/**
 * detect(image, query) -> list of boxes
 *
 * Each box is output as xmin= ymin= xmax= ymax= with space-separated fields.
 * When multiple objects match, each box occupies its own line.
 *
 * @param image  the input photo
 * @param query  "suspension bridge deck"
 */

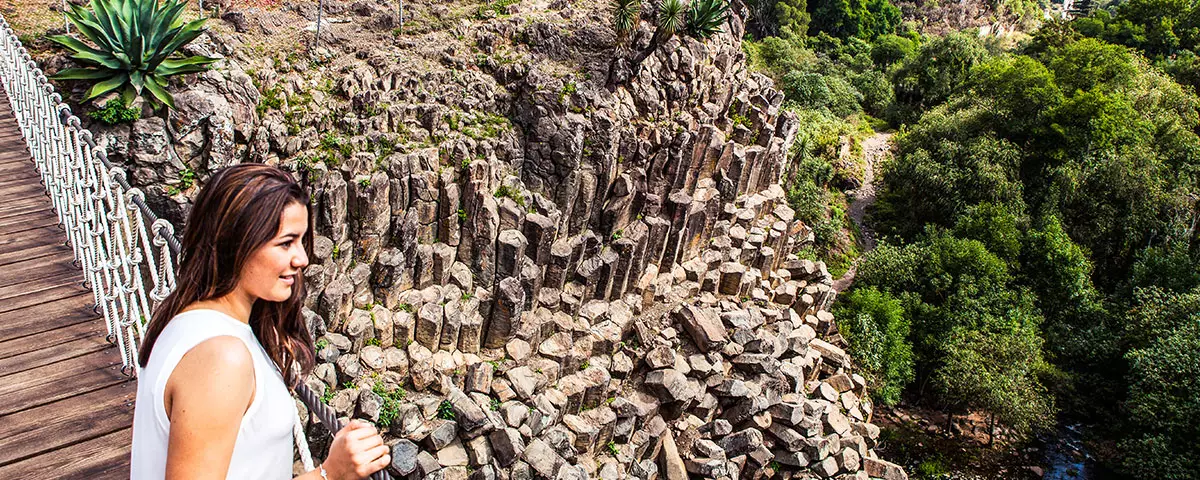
xmin=0 ymin=88 xmax=133 ymax=477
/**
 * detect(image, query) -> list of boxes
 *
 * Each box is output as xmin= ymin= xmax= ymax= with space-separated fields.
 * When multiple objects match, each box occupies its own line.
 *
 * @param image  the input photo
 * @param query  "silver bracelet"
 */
xmin=318 ymin=465 xmax=329 ymax=480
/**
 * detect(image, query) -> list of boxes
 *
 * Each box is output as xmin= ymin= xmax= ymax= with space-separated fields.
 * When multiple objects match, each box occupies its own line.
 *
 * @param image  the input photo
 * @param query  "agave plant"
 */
xmin=655 ymin=0 xmax=687 ymax=38
xmin=613 ymin=0 xmax=642 ymax=42
xmin=685 ymin=0 xmax=729 ymax=39
xmin=49 ymin=0 xmax=218 ymax=109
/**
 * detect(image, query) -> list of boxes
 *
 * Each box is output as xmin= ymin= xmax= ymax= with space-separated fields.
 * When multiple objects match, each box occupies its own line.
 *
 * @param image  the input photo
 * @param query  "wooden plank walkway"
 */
xmin=0 ymin=87 xmax=133 ymax=477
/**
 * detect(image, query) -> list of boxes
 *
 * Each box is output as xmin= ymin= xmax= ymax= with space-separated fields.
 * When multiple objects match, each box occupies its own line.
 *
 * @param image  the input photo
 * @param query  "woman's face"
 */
xmin=238 ymin=202 xmax=309 ymax=303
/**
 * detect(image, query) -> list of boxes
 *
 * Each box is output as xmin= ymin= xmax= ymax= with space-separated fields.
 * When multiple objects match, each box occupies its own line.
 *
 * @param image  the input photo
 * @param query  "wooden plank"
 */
xmin=0 ymin=202 xmax=53 ymax=221
xmin=0 ymin=249 xmax=76 ymax=283
xmin=0 ymin=195 xmax=52 ymax=210
xmin=0 ymin=269 xmax=81 ymax=302
xmin=0 ymin=382 xmax=134 ymax=467
xmin=0 ymin=207 xmax=57 ymax=227
xmin=0 ymin=333 xmax=114 ymax=377
xmin=0 ymin=317 xmax=106 ymax=361
xmin=0 ymin=211 xmax=59 ymax=234
xmin=0 ymin=241 xmax=72 ymax=267
xmin=0 ymin=224 xmax=63 ymax=245
xmin=0 ymin=292 xmax=95 ymax=342
xmin=0 ymin=282 xmax=91 ymax=314
xmin=0 ymin=351 xmax=125 ymax=416
xmin=0 ymin=428 xmax=130 ymax=479
xmin=0 ymin=161 xmax=38 ymax=175
xmin=0 ymin=183 xmax=48 ymax=200
xmin=0 ymin=252 xmax=77 ymax=288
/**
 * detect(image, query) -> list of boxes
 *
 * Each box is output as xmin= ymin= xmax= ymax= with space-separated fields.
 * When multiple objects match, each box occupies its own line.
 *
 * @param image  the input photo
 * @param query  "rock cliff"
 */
xmin=72 ymin=1 xmax=909 ymax=478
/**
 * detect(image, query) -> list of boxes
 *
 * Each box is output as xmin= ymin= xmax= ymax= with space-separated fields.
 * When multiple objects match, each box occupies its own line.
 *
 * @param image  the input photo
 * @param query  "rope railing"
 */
xmin=0 ymin=17 xmax=393 ymax=478
xmin=0 ymin=18 xmax=176 ymax=379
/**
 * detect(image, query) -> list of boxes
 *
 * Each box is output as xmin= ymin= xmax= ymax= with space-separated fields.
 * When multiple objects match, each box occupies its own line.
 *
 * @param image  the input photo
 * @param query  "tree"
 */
xmin=808 ymin=0 xmax=900 ymax=39
xmin=891 ymin=32 xmax=989 ymax=115
xmin=1121 ymin=288 xmax=1200 ymax=479
xmin=834 ymin=287 xmax=914 ymax=406
xmin=967 ymin=55 xmax=1063 ymax=140
xmin=774 ymin=0 xmax=811 ymax=37
xmin=873 ymin=110 xmax=1025 ymax=240
xmin=951 ymin=202 xmax=1024 ymax=267
xmin=935 ymin=323 xmax=1057 ymax=439
xmin=870 ymin=34 xmax=915 ymax=68
xmin=1130 ymin=242 xmax=1200 ymax=293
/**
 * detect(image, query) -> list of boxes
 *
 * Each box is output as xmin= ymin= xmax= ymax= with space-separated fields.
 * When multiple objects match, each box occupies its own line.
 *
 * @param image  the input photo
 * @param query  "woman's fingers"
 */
xmin=375 ymin=450 xmax=392 ymax=468
xmin=354 ymin=444 xmax=390 ymax=476
xmin=346 ymin=423 xmax=380 ymax=442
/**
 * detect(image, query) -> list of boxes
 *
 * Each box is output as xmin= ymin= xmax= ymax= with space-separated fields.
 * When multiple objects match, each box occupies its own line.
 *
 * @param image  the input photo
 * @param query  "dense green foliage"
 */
xmin=748 ymin=2 xmax=1200 ymax=474
xmin=808 ymin=0 xmax=901 ymax=39
xmin=857 ymin=20 xmax=1198 ymax=476
xmin=1121 ymin=287 xmax=1200 ymax=479
xmin=49 ymin=0 xmax=218 ymax=108
xmin=832 ymin=287 xmax=913 ymax=405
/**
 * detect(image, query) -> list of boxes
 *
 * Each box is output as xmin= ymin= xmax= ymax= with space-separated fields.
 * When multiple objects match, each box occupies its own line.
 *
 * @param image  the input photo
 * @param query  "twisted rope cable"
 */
xmin=294 ymin=382 xmax=394 ymax=480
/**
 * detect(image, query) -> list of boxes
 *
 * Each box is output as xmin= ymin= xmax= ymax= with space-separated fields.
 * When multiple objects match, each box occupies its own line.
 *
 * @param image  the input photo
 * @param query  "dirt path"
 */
xmin=833 ymin=132 xmax=892 ymax=293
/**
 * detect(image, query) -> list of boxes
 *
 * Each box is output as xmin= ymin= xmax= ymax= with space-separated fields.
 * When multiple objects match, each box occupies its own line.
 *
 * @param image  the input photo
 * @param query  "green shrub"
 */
xmin=87 ymin=99 xmax=141 ymax=124
xmin=613 ymin=0 xmax=642 ymax=41
xmin=373 ymin=382 xmax=408 ymax=427
xmin=833 ymin=287 xmax=914 ymax=405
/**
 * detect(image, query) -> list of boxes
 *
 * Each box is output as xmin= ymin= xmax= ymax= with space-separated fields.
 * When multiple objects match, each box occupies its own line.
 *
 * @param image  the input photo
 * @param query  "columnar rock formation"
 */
xmin=70 ymin=1 xmax=909 ymax=478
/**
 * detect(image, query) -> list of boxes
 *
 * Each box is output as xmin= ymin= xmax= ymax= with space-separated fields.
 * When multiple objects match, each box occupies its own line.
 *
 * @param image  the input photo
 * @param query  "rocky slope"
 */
xmin=47 ymin=0 xmax=910 ymax=478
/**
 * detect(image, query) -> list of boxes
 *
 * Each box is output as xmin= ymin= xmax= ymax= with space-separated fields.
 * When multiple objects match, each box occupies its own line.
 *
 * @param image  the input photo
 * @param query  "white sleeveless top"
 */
xmin=130 ymin=309 xmax=296 ymax=479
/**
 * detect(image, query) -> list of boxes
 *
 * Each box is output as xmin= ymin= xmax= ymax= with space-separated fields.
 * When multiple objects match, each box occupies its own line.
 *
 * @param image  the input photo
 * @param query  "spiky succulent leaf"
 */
xmin=48 ymin=0 xmax=217 ymax=108
xmin=143 ymin=74 xmax=175 ymax=109
xmin=53 ymin=68 xmax=117 ymax=80
xmin=613 ymin=0 xmax=642 ymax=41
xmin=85 ymin=72 xmax=129 ymax=100
xmin=685 ymin=0 xmax=729 ymax=39
xmin=656 ymin=0 xmax=686 ymax=38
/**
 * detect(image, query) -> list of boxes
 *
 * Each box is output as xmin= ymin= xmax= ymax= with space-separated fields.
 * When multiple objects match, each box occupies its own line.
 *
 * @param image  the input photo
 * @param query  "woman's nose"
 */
xmin=294 ymin=247 xmax=309 ymax=269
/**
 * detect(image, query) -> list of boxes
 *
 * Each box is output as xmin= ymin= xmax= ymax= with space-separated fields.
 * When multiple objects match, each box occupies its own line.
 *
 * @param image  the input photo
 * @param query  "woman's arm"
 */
xmin=163 ymin=336 xmax=256 ymax=480
xmin=162 ymin=336 xmax=390 ymax=480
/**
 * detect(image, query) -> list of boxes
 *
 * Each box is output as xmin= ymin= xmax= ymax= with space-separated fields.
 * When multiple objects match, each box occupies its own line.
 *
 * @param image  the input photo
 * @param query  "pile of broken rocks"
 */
xmin=301 ymin=258 xmax=908 ymax=480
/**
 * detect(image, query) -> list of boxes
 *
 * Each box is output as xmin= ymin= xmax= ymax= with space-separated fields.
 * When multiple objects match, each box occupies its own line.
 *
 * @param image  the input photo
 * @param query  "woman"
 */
xmin=130 ymin=164 xmax=389 ymax=480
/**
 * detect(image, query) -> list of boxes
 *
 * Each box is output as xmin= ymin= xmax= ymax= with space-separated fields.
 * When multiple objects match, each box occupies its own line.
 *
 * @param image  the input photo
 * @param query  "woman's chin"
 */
xmin=264 ymin=289 xmax=293 ymax=303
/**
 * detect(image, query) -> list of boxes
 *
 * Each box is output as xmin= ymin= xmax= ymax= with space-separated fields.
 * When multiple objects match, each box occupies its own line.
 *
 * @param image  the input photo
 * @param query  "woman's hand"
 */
xmin=321 ymin=420 xmax=390 ymax=480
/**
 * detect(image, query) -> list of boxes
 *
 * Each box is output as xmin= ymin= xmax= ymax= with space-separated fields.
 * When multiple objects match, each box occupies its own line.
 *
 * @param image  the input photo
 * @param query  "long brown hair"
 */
xmin=138 ymin=163 xmax=315 ymax=386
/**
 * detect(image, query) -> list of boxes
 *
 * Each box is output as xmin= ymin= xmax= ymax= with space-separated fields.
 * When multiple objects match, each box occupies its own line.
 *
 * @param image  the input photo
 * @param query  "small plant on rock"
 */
xmin=437 ymin=400 xmax=456 ymax=420
xmin=373 ymin=381 xmax=407 ymax=428
xmin=87 ymin=99 xmax=141 ymax=124
xmin=612 ymin=0 xmax=642 ymax=43
xmin=685 ymin=0 xmax=730 ymax=39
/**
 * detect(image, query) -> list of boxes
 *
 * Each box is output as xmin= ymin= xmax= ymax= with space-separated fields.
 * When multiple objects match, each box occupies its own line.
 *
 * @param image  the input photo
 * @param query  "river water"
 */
xmin=1042 ymin=424 xmax=1093 ymax=480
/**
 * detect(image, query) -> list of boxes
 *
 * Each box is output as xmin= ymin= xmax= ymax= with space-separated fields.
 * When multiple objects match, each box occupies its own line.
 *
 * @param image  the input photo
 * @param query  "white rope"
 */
xmin=0 ymin=16 xmax=323 ymax=461
xmin=295 ymin=412 xmax=316 ymax=472
xmin=0 ymin=17 xmax=172 ymax=376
